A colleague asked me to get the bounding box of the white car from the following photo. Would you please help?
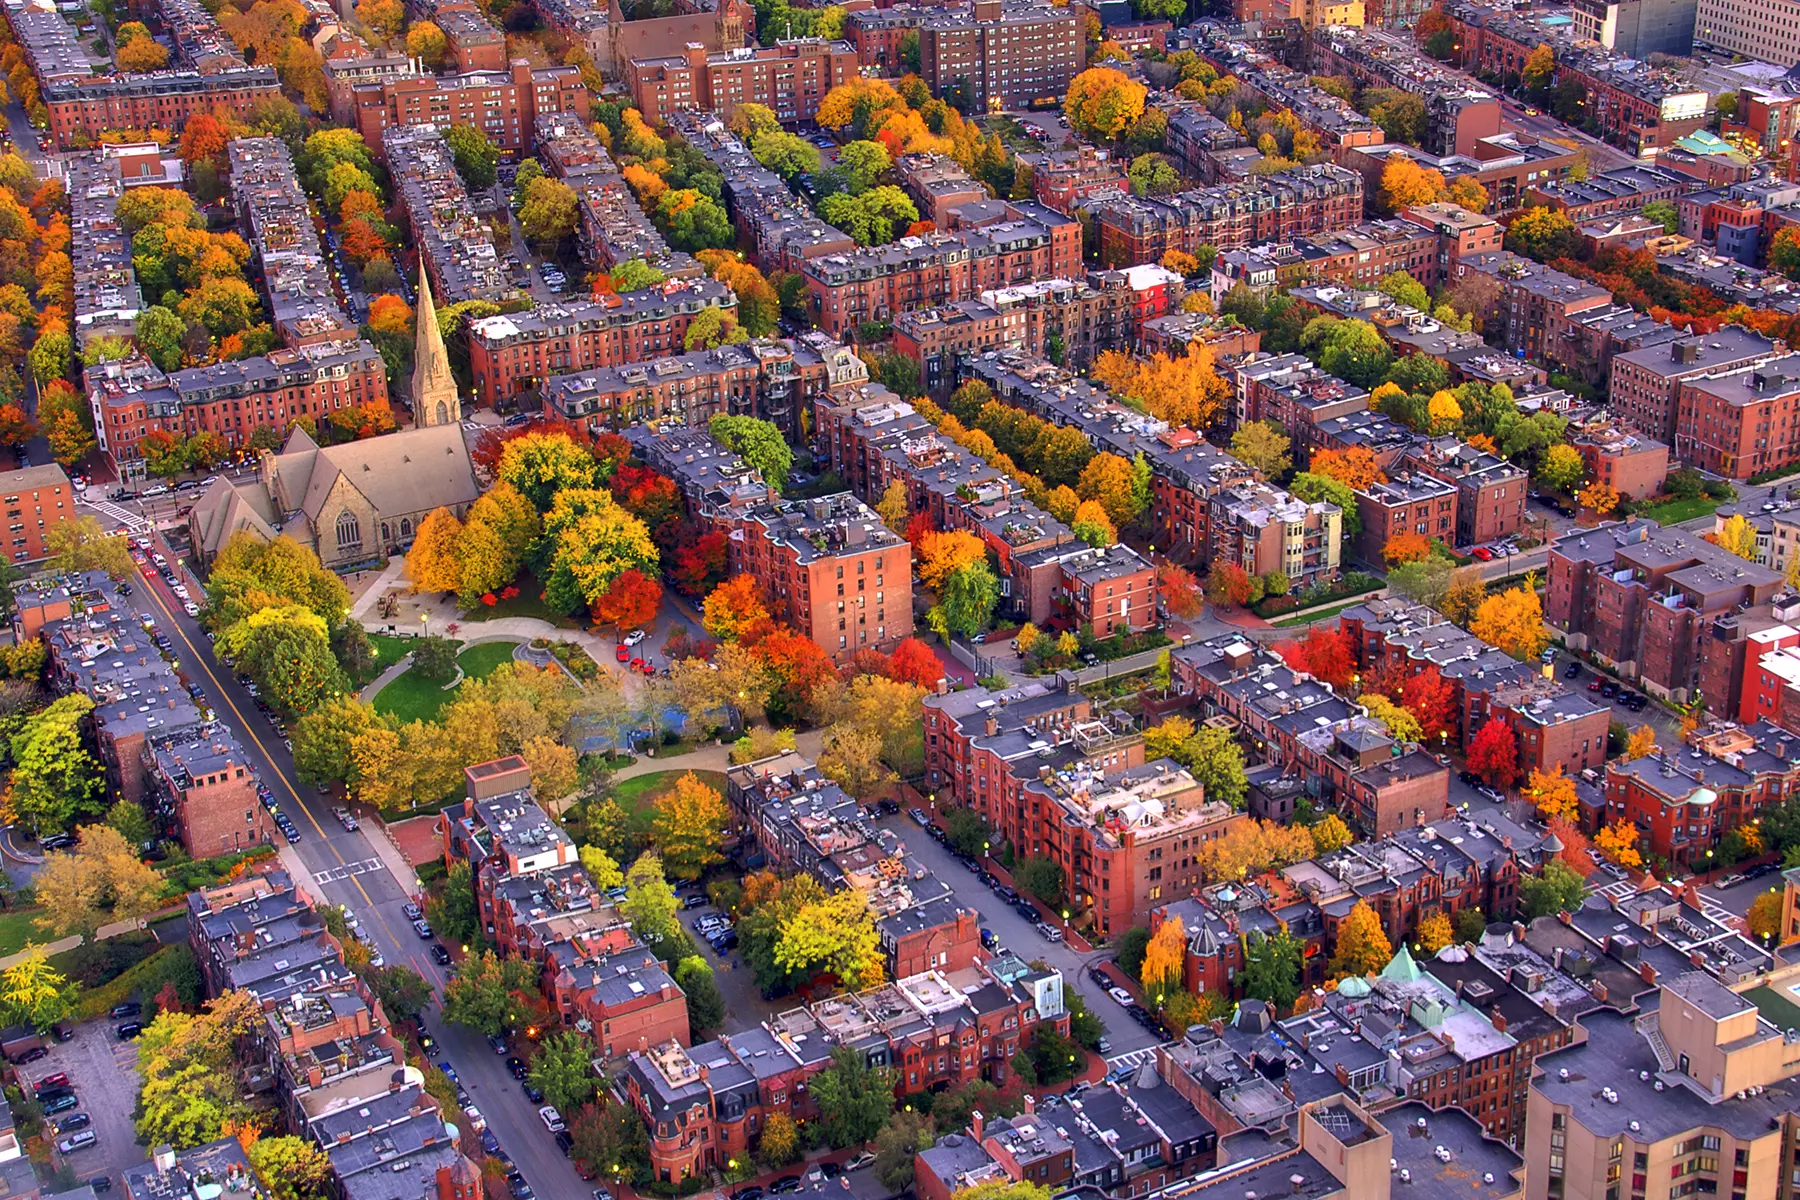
[1108,987,1134,1007]
[183,602,200,617]
[538,1105,564,1133]
[623,629,647,647]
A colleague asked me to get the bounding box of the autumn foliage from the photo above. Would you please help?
[1278,626,1355,691]
[1466,719,1518,788]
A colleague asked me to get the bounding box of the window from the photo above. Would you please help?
[336,511,363,553]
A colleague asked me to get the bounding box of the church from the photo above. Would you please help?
[188,271,482,572]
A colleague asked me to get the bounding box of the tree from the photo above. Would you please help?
[355,0,403,35]
[651,772,729,880]
[1520,859,1587,919]
[106,798,153,850]
[1279,626,1355,691]
[1228,421,1291,478]
[1014,856,1064,905]
[1536,444,1587,493]
[1328,900,1393,980]
[1712,513,1761,562]
[247,1137,331,1200]
[702,575,772,643]
[441,950,534,1035]
[1505,207,1579,262]
[1070,499,1116,547]
[520,177,579,249]
[1416,909,1455,955]
[116,32,171,71]
[1159,563,1204,620]
[622,852,681,950]
[1383,530,1433,566]
[917,529,989,592]
[0,945,72,1032]
[1241,929,1302,1013]
[873,1112,933,1191]
[593,568,662,631]
[955,1183,1052,1200]
[1593,820,1643,870]
[529,1031,597,1112]
[708,414,792,493]
[1063,67,1147,143]
[1577,481,1620,516]
[1308,446,1386,491]
[411,635,458,681]
[760,1111,800,1165]
[1388,556,1454,609]
[405,507,464,595]
[1141,915,1186,1002]
[1471,579,1549,661]
[930,560,999,639]
[405,19,447,67]
[1749,890,1784,942]
[810,1046,897,1148]
[1378,270,1430,311]
[217,605,346,716]
[445,124,499,191]
[1318,320,1394,390]
[1623,726,1657,761]
[886,638,942,689]
[1128,153,1181,197]
[1379,154,1447,212]
[9,694,104,836]
[1466,719,1518,788]
[673,955,725,1035]
[1312,813,1354,853]
[367,964,432,1024]
[46,515,134,579]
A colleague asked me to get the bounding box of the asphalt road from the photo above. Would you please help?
[870,811,1165,1057]
[123,532,594,1200]
[29,1020,146,1190]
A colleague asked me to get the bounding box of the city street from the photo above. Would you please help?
[121,538,594,1200]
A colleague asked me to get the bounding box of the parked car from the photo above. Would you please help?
[682,894,708,909]
[842,1153,875,1172]
[539,1106,565,1133]
[115,1023,142,1041]
[487,1034,508,1055]
[770,1178,803,1194]
[521,1082,544,1104]
[909,807,929,826]
[413,919,434,939]
[57,1131,96,1154]
[85,1179,111,1194]
[507,1056,527,1079]
[1035,921,1064,942]
[419,1034,438,1056]
[1563,661,1581,678]
[333,807,359,831]
[402,902,423,921]
[1108,987,1134,1006]
[980,928,998,951]
[109,1003,141,1020]
[431,944,453,965]
[42,1094,79,1115]
[56,1113,91,1135]
[34,1074,70,1095]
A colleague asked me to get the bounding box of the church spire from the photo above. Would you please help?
[411,263,460,429]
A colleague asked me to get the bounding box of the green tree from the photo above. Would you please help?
[105,799,153,850]
[621,852,680,950]
[1116,925,1152,979]
[1520,860,1588,918]
[1241,929,1302,1013]
[519,176,579,249]
[929,560,998,638]
[445,124,499,191]
[1377,270,1430,311]
[835,139,890,194]
[610,259,666,292]
[751,131,821,180]
[708,414,792,493]
[1317,319,1394,389]
[291,697,382,788]
[441,950,534,1035]
[135,305,187,371]
[0,944,73,1032]
[217,605,347,716]
[528,1030,598,1111]
[1289,471,1360,544]
[9,694,103,833]
[808,1045,897,1148]
[873,1111,932,1191]
[367,964,433,1023]
[426,859,480,946]
[1641,199,1678,234]
[411,635,459,681]
[247,1136,331,1200]
[674,956,725,1035]
[1013,856,1065,905]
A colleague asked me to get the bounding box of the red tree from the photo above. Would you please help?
[0,403,37,448]
[1158,562,1204,619]
[610,464,682,538]
[1279,627,1355,691]
[886,638,943,689]
[754,627,838,713]
[1400,665,1458,741]
[1466,719,1518,788]
[1205,561,1252,608]
[904,511,936,551]
[591,568,662,631]
[1545,816,1594,878]
[669,528,729,596]
[851,648,892,678]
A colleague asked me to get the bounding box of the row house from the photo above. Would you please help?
[1307,25,1503,158]
[553,943,690,1060]
[803,203,1082,337]
[1675,351,1800,480]
[534,114,703,283]
[1522,164,1697,222]
[726,752,978,978]
[351,61,589,155]
[1606,324,1781,445]
[1352,472,1459,565]
[5,6,93,87]
[160,0,246,71]
[146,722,271,860]
[67,153,141,349]
[1016,146,1127,214]
[226,138,354,348]
[466,279,737,403]
[86,342,388,484]
[1447,252,1612,363]
[625,958,1068,1183]
[1170,637,1451,837]
[1406,435,1527,548]
[1548,518,1786,705]
[896,154,988,229]
[1163,103,1249,182]
[384,125,510,305]
[1541,304,1678,389]
[1186,24,1383,155]
[185,870,330,999]
[1208,480,1343,589]
[1603,721,1800,866]
[1231,352,1369,454]
[44,68,282,150]
[1085,166,1365,267]
[627,38,855,126]
[550,331,866,442]
[1341,136,1577,217]
[922,679,1245,935]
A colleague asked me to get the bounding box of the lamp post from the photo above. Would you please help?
[420,611,429,639]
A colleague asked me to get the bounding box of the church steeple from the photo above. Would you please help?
[411,263,460,429]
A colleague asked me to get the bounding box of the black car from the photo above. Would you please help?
[85,1179,111,1194]
[109,1002,141,1020]
[480,1131,501,1156]
[875,799,899,816]
[1458,770,1480,787]
[431,944,453,965]
[770,1178,804,1194]
[521,1081,544,1104]
[13,1047,45,1064]
[115,1022,142,1041]
[817,1162,842,1179]
[682,894,708,909]
[554,1130,574,1157]
[1562,662,1580,678]
[507,1057,527,1080]
[731,1188,764,1200]
[56,1114,91,1134]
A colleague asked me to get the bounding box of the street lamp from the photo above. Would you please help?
[421,611,429,638]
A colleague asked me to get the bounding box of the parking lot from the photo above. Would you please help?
[23,1020,149,1190]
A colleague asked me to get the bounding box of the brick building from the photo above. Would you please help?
[44,69,282,150]
[1541,304,1678,389]
[896,154,988,228]
[435,7,506,71]
[0,464,73,564]
[146,723,272,857]
[1675,352,1800,480]
[1548,519,1785,704]
[1606,325,1780,445]
[1017,146,1127,213]
[1231,353,1369,455]
[1569,418,1671,500]
[1523,163,1696,221]
[466,279,737,403]
[227,138,354,347]
[917,0,1082,111]
[1087,166,1364,266]
[68,152,141,350]
[626,39,857,126]
[1307,26,1503,157]
[1406,436,1526,548]
[1208,481,1343,588]
[350,61,588,155]
[1447,252,1612,362]
[385,124,511,304]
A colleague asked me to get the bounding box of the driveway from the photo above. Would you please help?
[30,1021,147,1191]
[675,901,784,1035]
[872,812,1163,1055]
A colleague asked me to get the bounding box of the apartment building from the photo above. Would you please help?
[5,6,94,87]
[351,61,588,154]
[160,0,245,71]
[549,332,866,441]
[1569,418,1671,500]
[1675,353,1800,480]
[803,202,1082,337]
[1524,163,1697,222]
[1087,166,1365,267]
[466,279,737,403]
[1697,0,1800,67]
[68,153,139,349]
[1449,252,1612,363]
[227,138,354,347]
[1232,352,1370,455]
[147,723,271,858]
[924,680,1244,934]
[1607,326,1780,445]
[384,125,510,305]
[1307,26,1502,158]
[1603,721,1800,866]
[1016,146,1127,213]
[1408,435,1526,547]
[1548,519,1785,705]
[87,342,389,483]
[0,464,73,565]
[1353,473,1459,568]
[727,752,978,978]
[44,69,282,150]
[626,39,857,126]
[435,6,506,71]
[917,0,1082,111]
[896,154,987,228]
[714,492,913,660]
[1542,304,1678,389]
[532,115,701,282]
[1188,26,1383,154]
[845,4,923,70]
[1208,481,1343,588]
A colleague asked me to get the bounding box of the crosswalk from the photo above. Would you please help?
[314,857,384,884]
[81,496,150,533]
[1105,1045,1161,1075]
[1595,875,1737,927]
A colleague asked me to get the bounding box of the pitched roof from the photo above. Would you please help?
[188,476,277,559]
[271,425,478,525]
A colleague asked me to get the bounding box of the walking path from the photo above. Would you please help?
[610,727,829,781]
[0,934,79,970]
[358,657,414,703]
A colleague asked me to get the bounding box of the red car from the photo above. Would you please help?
[1471,547,1494,561]
[629,657,646,673]
[615,644,629,662]
[1588,679,1603,692]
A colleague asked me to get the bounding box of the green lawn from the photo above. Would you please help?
[0,908,46,957]
[373,641,519,723]
[609,769,731,836]
[1637,496,1722,526]
[458,571,583,628]
[347,633,417,689]
[1273,598,1366,628]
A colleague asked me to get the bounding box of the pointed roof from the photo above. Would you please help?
[410,264,458,422]
[1380,943,1422,984]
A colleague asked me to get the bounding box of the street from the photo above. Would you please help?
[121,538,593,1200]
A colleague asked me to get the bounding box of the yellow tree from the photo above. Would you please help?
[1593,820,1642,870]
[1362,694,1421,743]
[1379,154,1447,211]
[1525,764,1579,822]
[1308,447,1385,490]
[776,888,885,988]
[917,530,988,592]
[1328,900,1393,980]
[1447,175,1488,212]
[651,772,730,880]
[1624,726,1657,761]
[1141,915,1186,1002]
[1577,481,1620,516]
[1014,623,1040,655]
[1470,579,1549,661]
[1748,890,1784,942]
[1076,453,1140,527]
[1311,813,1353,853]
[1712,513,1761,561]
[1063,67,1147,142]
[404,507,463,595]
[1426,389,1462,434]
[1415,909,1454,956]
[875,479,909,532]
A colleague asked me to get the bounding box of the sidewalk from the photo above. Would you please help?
[610,728,829,782]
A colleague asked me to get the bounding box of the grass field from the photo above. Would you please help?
[1637,496,1721,526]
[0,908,45,957]
[610,769,731,836]
[347,633,417,689]
[1273,598,1366,628]
[373,641,519,723]
[458,571,582,628]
